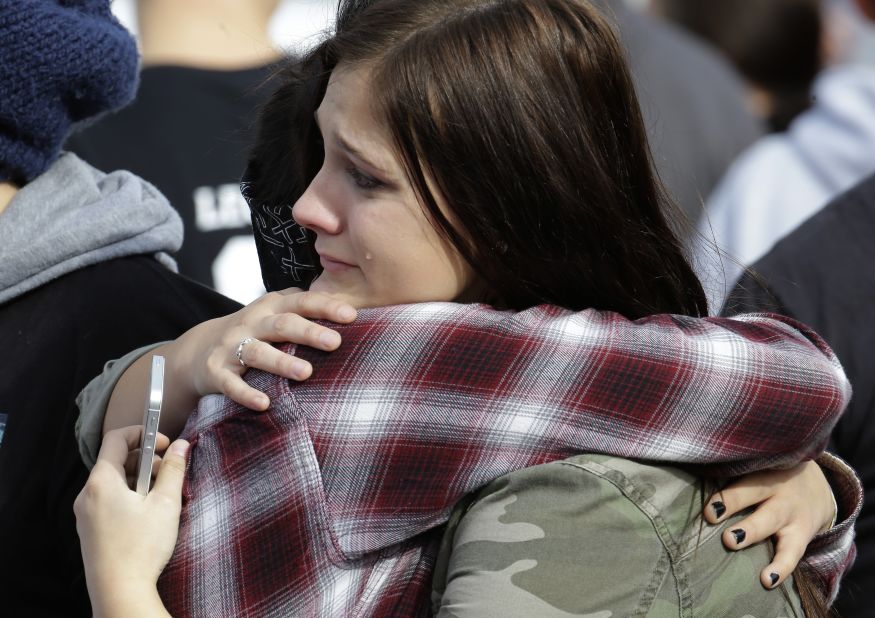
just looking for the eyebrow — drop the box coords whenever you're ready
[314,109,393,178]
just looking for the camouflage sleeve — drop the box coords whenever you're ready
[432,455,803,617]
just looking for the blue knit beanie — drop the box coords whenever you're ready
[0,0,139,184]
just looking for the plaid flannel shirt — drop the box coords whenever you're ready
[158,303,859,616]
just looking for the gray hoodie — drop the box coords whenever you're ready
[0,152,182,304]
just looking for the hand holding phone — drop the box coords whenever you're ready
[135,355,165,495]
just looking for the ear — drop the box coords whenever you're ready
[856,0,875,22]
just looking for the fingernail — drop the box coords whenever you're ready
[711,501,726,518]
[292,360,311,379]
[319,331,341,348]
[168,440,190,458]
[731,528,746,544]
[339,306,356,320]
[769,572,780,587]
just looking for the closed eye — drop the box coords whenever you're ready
[346,166,383,190]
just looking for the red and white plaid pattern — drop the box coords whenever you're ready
[158,303,858,616]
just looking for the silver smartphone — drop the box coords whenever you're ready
[135,355,165,495]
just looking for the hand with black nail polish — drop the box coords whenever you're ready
[702,460,837,591]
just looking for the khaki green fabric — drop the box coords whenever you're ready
[432,455,804,617]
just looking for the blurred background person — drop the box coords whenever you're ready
[652,0,823,132]
[688,0,875,311]
[0,1,242,616]
[67,0,290,303]
[724,172,875,617]
[592,0,764,231]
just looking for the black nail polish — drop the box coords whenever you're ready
[770,572,780,587]
[732,528,746,544]
[711,501,726,518]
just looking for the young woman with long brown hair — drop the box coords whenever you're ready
[74,1,858,615]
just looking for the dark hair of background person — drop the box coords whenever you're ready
[249,0,707,320]
[654,0,822,132]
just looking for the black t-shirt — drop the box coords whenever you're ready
[724,173,875,617]
[66,64,279,300]
[0,256,241,617]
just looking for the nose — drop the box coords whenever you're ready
[292,168,343,235]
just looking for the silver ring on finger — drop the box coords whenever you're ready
[236,337,257,367]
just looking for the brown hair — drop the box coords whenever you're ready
[249,0,708,318]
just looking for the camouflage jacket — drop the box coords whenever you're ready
[433,452,860,616]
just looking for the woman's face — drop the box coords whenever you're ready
[292,65,476,309]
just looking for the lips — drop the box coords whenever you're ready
[316,248,356,273]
